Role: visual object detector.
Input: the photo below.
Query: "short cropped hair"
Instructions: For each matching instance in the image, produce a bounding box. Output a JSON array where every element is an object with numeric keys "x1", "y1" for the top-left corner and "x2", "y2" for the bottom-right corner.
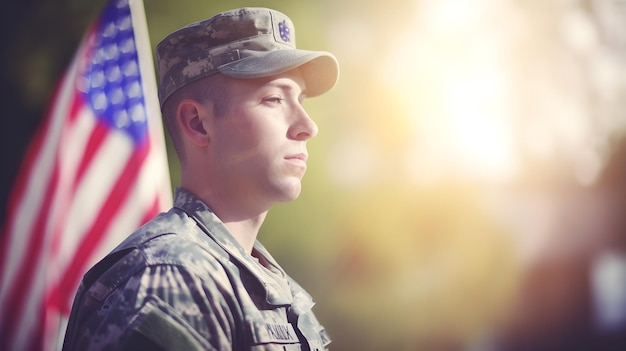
[{"x1": 161, "y1": 74, "x2": 232, "y2": 164}]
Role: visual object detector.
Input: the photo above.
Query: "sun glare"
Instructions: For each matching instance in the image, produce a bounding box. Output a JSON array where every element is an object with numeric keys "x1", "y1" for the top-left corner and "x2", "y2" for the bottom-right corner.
[{"x1": 382, "y1": 0, "x2": 517, "y2": 183}]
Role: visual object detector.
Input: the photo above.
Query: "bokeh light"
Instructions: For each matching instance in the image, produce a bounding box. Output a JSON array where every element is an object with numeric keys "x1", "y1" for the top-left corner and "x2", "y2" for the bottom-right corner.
[{"x1": 3, "y1": 0, "x2": 626, "y2": 350}]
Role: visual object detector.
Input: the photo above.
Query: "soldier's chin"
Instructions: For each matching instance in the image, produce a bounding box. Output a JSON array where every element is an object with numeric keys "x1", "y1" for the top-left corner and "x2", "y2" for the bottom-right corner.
[{"x1": 277, "y1": 180, "x2": 302, "y2": 203}]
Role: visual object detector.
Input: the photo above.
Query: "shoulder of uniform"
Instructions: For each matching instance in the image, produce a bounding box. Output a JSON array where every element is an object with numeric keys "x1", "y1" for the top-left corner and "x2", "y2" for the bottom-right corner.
[{"x1": 83, "y1": 207, "x2": 232, "y2": 293}]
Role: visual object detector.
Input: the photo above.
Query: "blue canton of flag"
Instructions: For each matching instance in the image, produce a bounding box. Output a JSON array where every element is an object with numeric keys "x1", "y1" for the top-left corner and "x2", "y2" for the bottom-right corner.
[
  {"x1": 278, "y1": 20, "x2": 290, "y2": 42},
  {"x1": 81, "y1": 0, "x2": 147, "y2": 144}
]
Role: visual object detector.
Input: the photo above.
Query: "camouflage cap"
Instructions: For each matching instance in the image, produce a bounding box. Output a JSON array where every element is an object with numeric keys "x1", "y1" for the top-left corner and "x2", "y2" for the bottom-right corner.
[{"x1": 156, "y1": 7, "x2": 339, "y2": 106}]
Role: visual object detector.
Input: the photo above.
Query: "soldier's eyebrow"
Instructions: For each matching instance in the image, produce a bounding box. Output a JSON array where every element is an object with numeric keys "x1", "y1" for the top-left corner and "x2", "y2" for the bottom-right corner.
[{"x1": 265, "y1": 81, "x2": 307, "y2": 97}]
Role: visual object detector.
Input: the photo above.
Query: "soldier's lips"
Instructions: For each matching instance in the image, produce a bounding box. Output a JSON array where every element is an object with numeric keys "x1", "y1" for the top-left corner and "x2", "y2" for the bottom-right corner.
[{"x1": 285, "y1": 153, "x2": 307, "y2": 167}]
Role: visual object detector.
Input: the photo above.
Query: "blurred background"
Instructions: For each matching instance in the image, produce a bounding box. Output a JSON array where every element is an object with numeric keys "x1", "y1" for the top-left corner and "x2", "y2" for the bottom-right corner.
[{"x1": 2, "y1": 0, "x2": 626, "y2": 350}]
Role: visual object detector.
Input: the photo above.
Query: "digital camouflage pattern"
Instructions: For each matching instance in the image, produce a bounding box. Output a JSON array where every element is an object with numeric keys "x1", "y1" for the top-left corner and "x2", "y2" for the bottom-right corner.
[
  {"x1": 62, "y1": 188, "x2": 331, "y2": 350},
  {"x1": 155, "y1": 7, "x2": 339, "y2": 106}
]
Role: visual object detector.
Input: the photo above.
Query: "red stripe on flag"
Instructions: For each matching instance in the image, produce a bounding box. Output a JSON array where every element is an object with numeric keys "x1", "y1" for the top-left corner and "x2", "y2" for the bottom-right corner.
[
  {"x1": 141, "y1": 195, "x2": 162, "y2": 227},
  {"x1": 47, "y1": 114, "x2": 111, "y2": 265},
  {"x1": 0, "y1": 75, "x2": 67, "y2": 282},
  {"x1": 73, "y1": 121, "x2": 109, "y2": 191},
  {"x1": 55, "y1": 138, "x2": 151, "y2": 306},
  {"x1": 0, "y1": 158, "x2": 61, "y2": 347},
  {"x1": 66, "y1": 94, "x2": 110, "y2": 191}
]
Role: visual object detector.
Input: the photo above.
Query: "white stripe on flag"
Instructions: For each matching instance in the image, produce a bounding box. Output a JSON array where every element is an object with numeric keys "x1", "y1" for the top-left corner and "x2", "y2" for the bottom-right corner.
[
  {"x1": 12, "y1": 238, "x2": 48, "y2": 351},
  {"x1": 46, "y1": 118, "x2": 145, "y2": 349},
  {"x1": 0, "y1": 56, "x2": 78, "y2": 313},
  {"x1": 54, "y1": 125, "x2": 134, "y2": 269},
  {"x1": 45, "y1": 105, "x2": 97, "y2": 270}
]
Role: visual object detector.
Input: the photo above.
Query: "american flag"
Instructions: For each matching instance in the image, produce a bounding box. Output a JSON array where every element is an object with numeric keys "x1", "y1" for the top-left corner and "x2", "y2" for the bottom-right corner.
[{"x1": 0, "y1": 0, "x2": 172, "y2": 349}]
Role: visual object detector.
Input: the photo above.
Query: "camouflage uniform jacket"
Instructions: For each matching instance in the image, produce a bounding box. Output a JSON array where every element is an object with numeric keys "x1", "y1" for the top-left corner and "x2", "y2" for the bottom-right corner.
[{"x1": 62, "y1": 188, "x2": 331, "y2": 351}]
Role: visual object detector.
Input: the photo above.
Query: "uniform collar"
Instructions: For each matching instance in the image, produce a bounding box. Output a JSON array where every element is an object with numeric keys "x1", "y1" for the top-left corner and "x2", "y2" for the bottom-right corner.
[{"x1": 173, "y1": 187, "x2": 293, "y2": 306}]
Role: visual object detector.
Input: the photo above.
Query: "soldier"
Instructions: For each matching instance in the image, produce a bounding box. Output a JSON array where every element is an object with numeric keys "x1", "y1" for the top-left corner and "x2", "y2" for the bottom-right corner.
[{"x1": 62, "y1": 7, "x2": 338, "y2": 350}]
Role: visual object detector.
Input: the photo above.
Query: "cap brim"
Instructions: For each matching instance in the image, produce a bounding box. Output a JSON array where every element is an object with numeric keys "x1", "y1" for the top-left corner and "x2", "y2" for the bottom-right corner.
[{"x1": 217, "y1": 49, "x2": 339, "y2": 97}]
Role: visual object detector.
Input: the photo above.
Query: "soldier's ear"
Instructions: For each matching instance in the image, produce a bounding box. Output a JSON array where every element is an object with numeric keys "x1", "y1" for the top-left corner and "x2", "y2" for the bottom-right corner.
[{"x1": 177, "y1": 99, "x2": 210, "y2": 146}]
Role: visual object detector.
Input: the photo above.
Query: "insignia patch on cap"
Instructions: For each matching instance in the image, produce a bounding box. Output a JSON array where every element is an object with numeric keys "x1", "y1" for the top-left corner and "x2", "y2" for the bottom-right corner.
[{"x1": 278, "y1": 20, "x2": 291, "y2": 42}]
